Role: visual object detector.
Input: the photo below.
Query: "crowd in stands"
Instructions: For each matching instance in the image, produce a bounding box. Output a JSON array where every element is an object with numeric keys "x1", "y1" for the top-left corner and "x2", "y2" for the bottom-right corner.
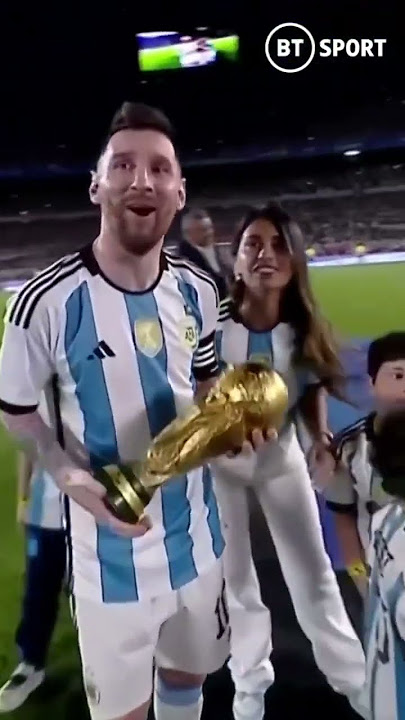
[{"x1": 1, "y1": 162, "x2": 404, "y2": 283}]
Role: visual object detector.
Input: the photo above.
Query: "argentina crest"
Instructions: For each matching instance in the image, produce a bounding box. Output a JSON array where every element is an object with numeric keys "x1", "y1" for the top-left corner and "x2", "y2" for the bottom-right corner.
[
  {"x1": 134, "y1": 319, "x2": 163, "y2": 358},
  {"x1": 179, "y1": 313, "x2": 199, "y2": 351}
]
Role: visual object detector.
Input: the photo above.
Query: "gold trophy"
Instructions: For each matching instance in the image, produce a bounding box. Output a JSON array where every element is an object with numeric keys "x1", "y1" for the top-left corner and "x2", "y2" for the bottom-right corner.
[{"x1": 95, "y1": 362, "x2": 289, "y2": 524}]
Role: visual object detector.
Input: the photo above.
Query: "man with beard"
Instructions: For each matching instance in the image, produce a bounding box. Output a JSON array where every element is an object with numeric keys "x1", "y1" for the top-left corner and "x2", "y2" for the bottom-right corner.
[{"x1": 0, "y1": 103, "x2": 270, "y2": 720}]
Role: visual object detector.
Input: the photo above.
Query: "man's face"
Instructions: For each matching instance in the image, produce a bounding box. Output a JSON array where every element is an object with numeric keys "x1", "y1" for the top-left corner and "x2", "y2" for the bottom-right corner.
[
  {"x1": 94, "y1": 129, "x2": 185, "y2": 255},
  {"x1": 372, "y1": 359, "x2": 405, "y2": 406},
  {"x1": 185, "y1": 216, "x2": 214, "y2": 248}
]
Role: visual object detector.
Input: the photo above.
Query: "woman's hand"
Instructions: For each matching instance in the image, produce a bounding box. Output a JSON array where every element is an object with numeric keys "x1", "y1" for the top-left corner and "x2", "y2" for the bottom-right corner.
[{"x1": 226, "y1": 427, "x2": 278, "y2": 458}]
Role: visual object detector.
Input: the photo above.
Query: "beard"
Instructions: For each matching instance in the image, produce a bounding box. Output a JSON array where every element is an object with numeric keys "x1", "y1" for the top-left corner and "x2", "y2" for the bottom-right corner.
[{"x1": 115, "y1": 211, "x2": 164, "y2": 256}]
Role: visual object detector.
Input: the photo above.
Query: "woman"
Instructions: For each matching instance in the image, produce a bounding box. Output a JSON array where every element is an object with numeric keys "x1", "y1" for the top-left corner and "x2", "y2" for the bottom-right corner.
[{"x1": 211, "y1": 203, "x2": 366, "y2": 720}]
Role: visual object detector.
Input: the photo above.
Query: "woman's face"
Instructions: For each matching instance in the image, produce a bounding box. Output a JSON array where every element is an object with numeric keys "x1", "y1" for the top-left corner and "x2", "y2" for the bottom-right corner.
[{"x1": 234, "y1": 218, "x2": 294, "y2": 294}]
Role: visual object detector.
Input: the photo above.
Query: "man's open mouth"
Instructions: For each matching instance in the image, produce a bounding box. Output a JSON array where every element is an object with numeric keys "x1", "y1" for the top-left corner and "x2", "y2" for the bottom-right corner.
[{"x1": 127, "y1": 206, "x2": 156, "y2": 217}]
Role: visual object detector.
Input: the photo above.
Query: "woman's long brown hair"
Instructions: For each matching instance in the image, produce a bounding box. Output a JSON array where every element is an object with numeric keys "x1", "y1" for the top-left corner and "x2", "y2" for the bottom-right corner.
[{"x1": 229, "y1": 203, "x2": 345, "y2": 399}]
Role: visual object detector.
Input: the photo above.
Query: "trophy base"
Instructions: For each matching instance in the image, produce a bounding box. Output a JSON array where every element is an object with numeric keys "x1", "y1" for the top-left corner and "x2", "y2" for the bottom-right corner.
[{"x1": 95, "y1": 465, "x2": 154, "y2": 525}]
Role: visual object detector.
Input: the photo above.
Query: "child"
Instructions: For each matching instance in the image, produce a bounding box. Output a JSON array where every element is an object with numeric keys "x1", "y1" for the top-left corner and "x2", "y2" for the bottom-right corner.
[
  {"x1": 364, "y1": 407, "x2": 405, "y2": 720},
  {"x1": 0, "y1": 452, "x2": 66, "y2": 712},
  {"x1": 325, "y1": 332, "x2": 405, "y2": 598}
]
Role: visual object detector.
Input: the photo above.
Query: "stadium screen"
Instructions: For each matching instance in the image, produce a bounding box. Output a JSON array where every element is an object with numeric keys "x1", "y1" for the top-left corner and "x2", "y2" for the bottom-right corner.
[{"x1": 136, "y1": 30, "x2": 239, "y2": 72}]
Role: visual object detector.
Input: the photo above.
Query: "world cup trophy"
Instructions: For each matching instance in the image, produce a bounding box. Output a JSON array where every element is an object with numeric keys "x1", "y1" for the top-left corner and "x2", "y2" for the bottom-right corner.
[{"x1": 94, "y1": 361, "x2": 289, "y2": 524}]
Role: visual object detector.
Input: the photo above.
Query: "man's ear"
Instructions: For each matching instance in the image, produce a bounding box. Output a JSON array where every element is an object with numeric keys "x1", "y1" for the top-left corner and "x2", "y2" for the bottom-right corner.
[
  {"x1": 177, "y1": 178, "x2": 186, "y2": 212},
  {"x1": 89, "y1": 170, "x2": 100, "y2": 205}
]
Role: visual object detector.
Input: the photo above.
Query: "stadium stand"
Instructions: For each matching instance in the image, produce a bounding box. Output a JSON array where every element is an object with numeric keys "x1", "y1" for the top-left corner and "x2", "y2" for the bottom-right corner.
[{"x1": 1, "y1": 163, "x2": 404, "y2": 283}]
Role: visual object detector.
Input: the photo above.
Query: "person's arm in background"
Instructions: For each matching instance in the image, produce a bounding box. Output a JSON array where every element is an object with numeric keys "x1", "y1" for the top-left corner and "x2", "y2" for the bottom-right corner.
[
  {"x1": 298, "y1": 378, "x2": 368, "y2": 595},
  {"x1": 299, "y1": 382, "x2": 331, "y2": 440},
  {"x1": 16, "y1": 451, "x2": 33, "y2": 525},
  {"x1": 324, "y1": 443, "x2": 368, "y2": 600},
  {"x1": 297, "y1": 380, "x2": 336, "y2": 487},
  {"x1": 0, "y1": 291, "x2": 147, "y2": 537}
]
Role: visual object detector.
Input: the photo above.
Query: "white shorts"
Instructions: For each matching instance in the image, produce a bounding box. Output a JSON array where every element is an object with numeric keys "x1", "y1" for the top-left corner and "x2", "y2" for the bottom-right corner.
[{"x1": 75, "y1": 558, "x2": 230, "y2": 720}]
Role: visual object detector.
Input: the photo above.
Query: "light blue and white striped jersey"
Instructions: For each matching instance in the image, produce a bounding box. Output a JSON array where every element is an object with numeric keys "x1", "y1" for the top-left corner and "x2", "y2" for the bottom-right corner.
[
  {"x1": 24, "y1": 465, "x2": 64, "y2": 530},
  {"x1": 212, "y1": 297, "x2": 320, "y2": 484},
  {"x1": 365, "y1": 503, "x2": 405, "y2": 720},
  {"x1": 16, "y1": 387, "x2": 64, "y2": 530},
  {"x1": 0, "y1": 247, "x2": 224, "y2": 603},
  {"x1": 325, "y1": 415, "x2": 391, "y2": 551}
]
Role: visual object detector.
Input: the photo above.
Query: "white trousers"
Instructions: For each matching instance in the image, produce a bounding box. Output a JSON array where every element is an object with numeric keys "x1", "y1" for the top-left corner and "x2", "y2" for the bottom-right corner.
[{"x1": 213, "y1": 431, "x2": 366, "y2": 698}]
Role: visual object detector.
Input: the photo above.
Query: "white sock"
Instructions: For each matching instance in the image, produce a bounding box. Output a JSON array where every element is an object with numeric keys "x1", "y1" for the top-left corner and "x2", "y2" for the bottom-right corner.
[{"x1": 154, "y1": 675, "x2": 203, "y2": 720}]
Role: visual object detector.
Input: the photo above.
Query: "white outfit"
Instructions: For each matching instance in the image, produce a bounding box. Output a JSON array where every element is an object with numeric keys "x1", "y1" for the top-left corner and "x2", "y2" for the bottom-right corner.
[
  {"x1": 365, "y1": 503, "x2": 405, "y2": 720},
  {"x1": 76, "y1": 558, "x2": 228, "y2": 720},
  {"x1": 212, "y1": 298, "x2": 366, "y2": 716},
  {"x1": 0, "y1": 248, "x2": 229, "y2": 718}
]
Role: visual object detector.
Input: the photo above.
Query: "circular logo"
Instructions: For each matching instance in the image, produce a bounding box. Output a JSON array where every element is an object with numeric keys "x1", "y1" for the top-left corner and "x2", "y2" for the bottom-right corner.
[
  {"x1": 180, "y1": 316, "x2": 199, "y2": 350},
  {"x1": 265, "y1": 23, "x2": 316, "y2": 73}
]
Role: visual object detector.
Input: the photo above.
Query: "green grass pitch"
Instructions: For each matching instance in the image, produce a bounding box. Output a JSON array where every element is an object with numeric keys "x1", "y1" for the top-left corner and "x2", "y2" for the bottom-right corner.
[
  {"x1": 138, "y1": 35, "x2": 239, "y2": 72},
  {"x1": 0, "y1": 260, "x2": 403, "y2": 717}
]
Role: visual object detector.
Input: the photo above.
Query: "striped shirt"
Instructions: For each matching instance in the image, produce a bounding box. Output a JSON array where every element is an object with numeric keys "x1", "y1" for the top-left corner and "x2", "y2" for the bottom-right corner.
[
  {"x1": 0, "y1": 246, "x2": 224, "y2": 603},
  {"x1": 211, "y1": 297, "x2": 320, "y2": 484},
  {"x1": 325, "y1": 414, "x2": 391, "y2": 551},
  {"x1": 365, "y1": 503, "x2": 405, "y2": 719},
  {"x1": 24, "y1": 466, "x2": 64, "y2": 530}
]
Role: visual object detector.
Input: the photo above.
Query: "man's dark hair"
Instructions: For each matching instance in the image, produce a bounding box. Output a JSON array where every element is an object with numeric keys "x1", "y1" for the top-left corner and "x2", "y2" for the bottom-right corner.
[
  {"x1": 181, "y1": 208, "x2": 211, "y2": 230},
  {"x1": 367, "y1": 332, "x2": 405, "y2": 382},
  {"x1": 99, "y1": 101, "x2": 179, "y2": 159}
]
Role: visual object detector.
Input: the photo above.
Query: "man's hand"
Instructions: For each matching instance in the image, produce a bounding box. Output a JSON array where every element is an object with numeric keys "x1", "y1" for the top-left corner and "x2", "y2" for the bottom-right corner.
[
  {"x1": 65, "y1": 470, "x2": 151, "y2": 538},
  {"x1": 226, "y1": 428, "x2": 278, "y2": 458}
]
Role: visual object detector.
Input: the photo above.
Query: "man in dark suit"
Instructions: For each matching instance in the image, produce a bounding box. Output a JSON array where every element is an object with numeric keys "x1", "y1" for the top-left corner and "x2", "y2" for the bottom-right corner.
[{"x1": 178, "y1": 208, "x2": 231, "y2": 299}]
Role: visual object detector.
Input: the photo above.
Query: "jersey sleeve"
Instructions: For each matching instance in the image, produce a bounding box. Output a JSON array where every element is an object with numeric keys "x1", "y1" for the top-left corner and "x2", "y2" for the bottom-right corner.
[
  {"x1": 192, "y1": 277, "x2": 220, "y2": 381},
  {"x1": 0, "y1": 293, "x2": 54, "y2": 413}
]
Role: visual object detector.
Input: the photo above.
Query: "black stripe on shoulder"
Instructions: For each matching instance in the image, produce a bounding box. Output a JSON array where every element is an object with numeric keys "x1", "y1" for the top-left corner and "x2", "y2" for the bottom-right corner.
[
  {"x1": 166, "y1": 253, "x2": 219, "y2": 297},
  {"x1": 333, "y1": 416, "x2": 368, "y2": 456},
  {"x1": 8, "y1": 254, "x2": 83, "y2": 330},
  {"x1": 218, "y1": 296, "x2": 232, "y2": 322}
]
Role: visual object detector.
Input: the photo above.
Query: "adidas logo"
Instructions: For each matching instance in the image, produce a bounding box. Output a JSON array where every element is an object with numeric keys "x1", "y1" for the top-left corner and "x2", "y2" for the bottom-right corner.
[{"x1": 87, "y1": 341, "x2": 116, "y2": 361}]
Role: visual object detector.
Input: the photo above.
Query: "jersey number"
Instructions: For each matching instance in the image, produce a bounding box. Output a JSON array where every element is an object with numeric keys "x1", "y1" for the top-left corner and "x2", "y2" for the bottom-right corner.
[{"x1": 215, "y1": 579, "x2": 230, "y2": 640}]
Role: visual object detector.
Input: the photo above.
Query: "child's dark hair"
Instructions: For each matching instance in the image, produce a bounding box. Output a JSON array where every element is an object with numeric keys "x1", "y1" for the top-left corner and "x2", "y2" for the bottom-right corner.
[
  {"x1": 368, "y1": 332, "x2": 405, "y2": 382},
  {"x1": 229, "y1": 202, "x2": 345, "y2": 398},
  {"x1": 371, "y1": 408, "x2": 405, "y2": 498}
]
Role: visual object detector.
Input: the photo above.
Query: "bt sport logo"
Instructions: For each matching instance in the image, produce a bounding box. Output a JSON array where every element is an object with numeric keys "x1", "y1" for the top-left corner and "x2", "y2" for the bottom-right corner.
[{"x1": 265, "y1": 23, "x2": 387, "y2": 73}]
